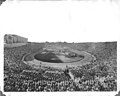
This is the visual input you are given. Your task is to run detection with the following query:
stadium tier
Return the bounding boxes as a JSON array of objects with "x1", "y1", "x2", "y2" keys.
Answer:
[{"x1": 4, "y1": 34, "x2": 28, "y2": 44}]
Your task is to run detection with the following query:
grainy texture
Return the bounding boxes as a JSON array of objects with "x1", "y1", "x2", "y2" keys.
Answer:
[{"x1": 4, "y1": 41, "x2": 117, "y2": 92}]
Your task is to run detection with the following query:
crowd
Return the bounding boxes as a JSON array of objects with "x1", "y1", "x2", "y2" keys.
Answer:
[
  {"x1": 4, "y1": 42, "x2": 117, "y2": 92},
  {"x1": 4, "y1": 66, "x2": 117, "y2": 92}
]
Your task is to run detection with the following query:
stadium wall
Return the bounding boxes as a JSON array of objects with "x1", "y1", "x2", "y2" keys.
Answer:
[{"x1": 4, "y1": 34, "x2": 28, "y2": 44}]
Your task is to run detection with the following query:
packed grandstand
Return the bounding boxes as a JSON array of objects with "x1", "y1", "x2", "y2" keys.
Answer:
[{"x1": 4, "y1": 35, "x2": 117, "y2": 92}]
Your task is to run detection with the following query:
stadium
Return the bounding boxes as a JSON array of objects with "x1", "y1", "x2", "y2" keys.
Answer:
[
  {"x1": 23, "y1": 47, "x2": 96, "y2": 69},
  {"x1": 4, "y1": 34, "x2": 117, "y2": 92}
]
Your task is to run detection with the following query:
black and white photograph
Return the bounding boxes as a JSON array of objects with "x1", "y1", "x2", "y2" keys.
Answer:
[
  {"x1": 4, "y1": 34, "x2": 117, "y2": 92},
  {"x1": 0, "y1": 0, "x2": 120, "y2": 96}
]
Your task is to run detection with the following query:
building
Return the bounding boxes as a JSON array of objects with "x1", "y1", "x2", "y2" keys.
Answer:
[{"x1": 4, "y1": 34, "x2": 28, "y2": 44}]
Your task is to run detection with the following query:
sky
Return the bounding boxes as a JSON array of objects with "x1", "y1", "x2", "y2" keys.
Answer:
[{"x1": 0, "y1": 0, "x2": 120, "y2": 43}]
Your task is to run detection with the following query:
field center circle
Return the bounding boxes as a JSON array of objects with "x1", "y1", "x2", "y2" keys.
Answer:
[{"x1": 23, "y1": 48, "x2": 96, "y2": 69}]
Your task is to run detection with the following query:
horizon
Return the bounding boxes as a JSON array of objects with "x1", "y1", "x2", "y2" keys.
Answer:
[{"x1": 4, "y1": 34, "x2": 117, "y2": 43}]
